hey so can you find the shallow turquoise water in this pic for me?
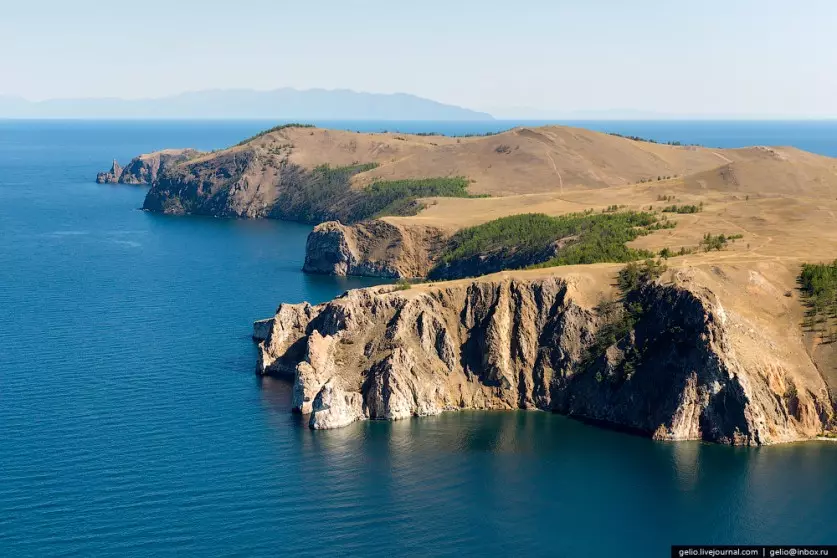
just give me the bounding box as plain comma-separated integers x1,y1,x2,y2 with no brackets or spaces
1,120,836,557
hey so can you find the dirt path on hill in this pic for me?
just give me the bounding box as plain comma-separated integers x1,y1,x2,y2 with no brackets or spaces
544,150,564,193
711,151,733,164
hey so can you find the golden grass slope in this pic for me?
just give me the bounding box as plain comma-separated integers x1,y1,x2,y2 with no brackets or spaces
269,125,733,195
173,124,837,233
166,122,837,271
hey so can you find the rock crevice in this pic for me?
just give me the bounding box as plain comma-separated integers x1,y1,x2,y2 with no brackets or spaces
303,220,449,278
255,274,834,445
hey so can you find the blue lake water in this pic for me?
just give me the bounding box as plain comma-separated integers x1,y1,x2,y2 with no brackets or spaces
1,120,836,557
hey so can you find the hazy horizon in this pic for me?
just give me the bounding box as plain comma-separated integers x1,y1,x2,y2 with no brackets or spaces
3,0,836,119
2,87,835,121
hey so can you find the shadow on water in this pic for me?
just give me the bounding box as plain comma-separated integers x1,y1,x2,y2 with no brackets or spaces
251,387,837,553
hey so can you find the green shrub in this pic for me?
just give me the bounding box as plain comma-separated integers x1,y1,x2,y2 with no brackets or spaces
662,204,702,214
582,259,667,370
394,278,412,291
617,259,667,293
699,233,742,252
606,133,695,146
455,131,499,138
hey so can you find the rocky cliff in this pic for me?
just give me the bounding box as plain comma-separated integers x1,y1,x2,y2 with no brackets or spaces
301,218,565,280
97,149,200,185
303,220,450,278
104,122,757,221
142,146,287,217
254,267,834,444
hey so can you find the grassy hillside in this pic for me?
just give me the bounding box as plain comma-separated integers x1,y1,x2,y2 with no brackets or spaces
271,163,481,224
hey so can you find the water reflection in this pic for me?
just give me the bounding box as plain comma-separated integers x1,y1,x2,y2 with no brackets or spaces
256,375,294,409
670,440,702,492
253,387,837,552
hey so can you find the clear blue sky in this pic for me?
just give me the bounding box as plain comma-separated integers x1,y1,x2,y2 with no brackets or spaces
2,0,835,117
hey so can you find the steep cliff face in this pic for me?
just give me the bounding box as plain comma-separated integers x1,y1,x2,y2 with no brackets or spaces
143,147,283,217
96,149,200,185
255,269,834,444
302,219,567,281
303,220,450,278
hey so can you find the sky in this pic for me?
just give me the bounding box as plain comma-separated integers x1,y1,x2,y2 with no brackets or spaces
2,0,835,118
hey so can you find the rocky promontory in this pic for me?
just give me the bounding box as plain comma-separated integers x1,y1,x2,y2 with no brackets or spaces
303,220,450,278
92,124,837,445
254,266,834,445
96,149,200,185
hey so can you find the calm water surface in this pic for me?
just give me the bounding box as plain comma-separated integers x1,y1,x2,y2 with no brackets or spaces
1,120,836,557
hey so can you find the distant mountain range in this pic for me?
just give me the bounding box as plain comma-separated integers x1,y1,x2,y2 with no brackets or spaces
484,106,834,120
0,88,493,121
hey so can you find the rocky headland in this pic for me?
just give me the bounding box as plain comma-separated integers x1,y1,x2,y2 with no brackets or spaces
96,149,200,185
302,220,449,278
99,124,837,443
253,265,834,444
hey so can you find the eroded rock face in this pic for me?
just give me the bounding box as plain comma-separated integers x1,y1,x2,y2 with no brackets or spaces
303,220,449,279
302,220,579,282
255,273,834,444
309,379,364,429
96,149,200,185
252,318,274,341
143,148,282,217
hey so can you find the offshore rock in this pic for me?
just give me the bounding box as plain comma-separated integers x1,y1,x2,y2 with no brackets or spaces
96,160,123,184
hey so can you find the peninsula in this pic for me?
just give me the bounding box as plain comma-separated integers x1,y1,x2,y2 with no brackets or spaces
100,124,837,444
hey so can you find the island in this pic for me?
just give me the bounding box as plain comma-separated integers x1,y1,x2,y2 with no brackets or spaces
100,124,837,445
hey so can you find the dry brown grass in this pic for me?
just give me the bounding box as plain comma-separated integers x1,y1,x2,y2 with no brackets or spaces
275,125,733,195
235,123,837,278
160,123,837,399
178,124,835,270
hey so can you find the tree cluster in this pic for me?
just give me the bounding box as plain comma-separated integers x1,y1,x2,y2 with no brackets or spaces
437,211,663,271
699,232,742,251
662,203,703,214
799,261,837,341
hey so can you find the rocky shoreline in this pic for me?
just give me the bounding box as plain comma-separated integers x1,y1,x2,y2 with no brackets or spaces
97,124,837,444
252,270,834,445
302,220,450,278
96,149,200,185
